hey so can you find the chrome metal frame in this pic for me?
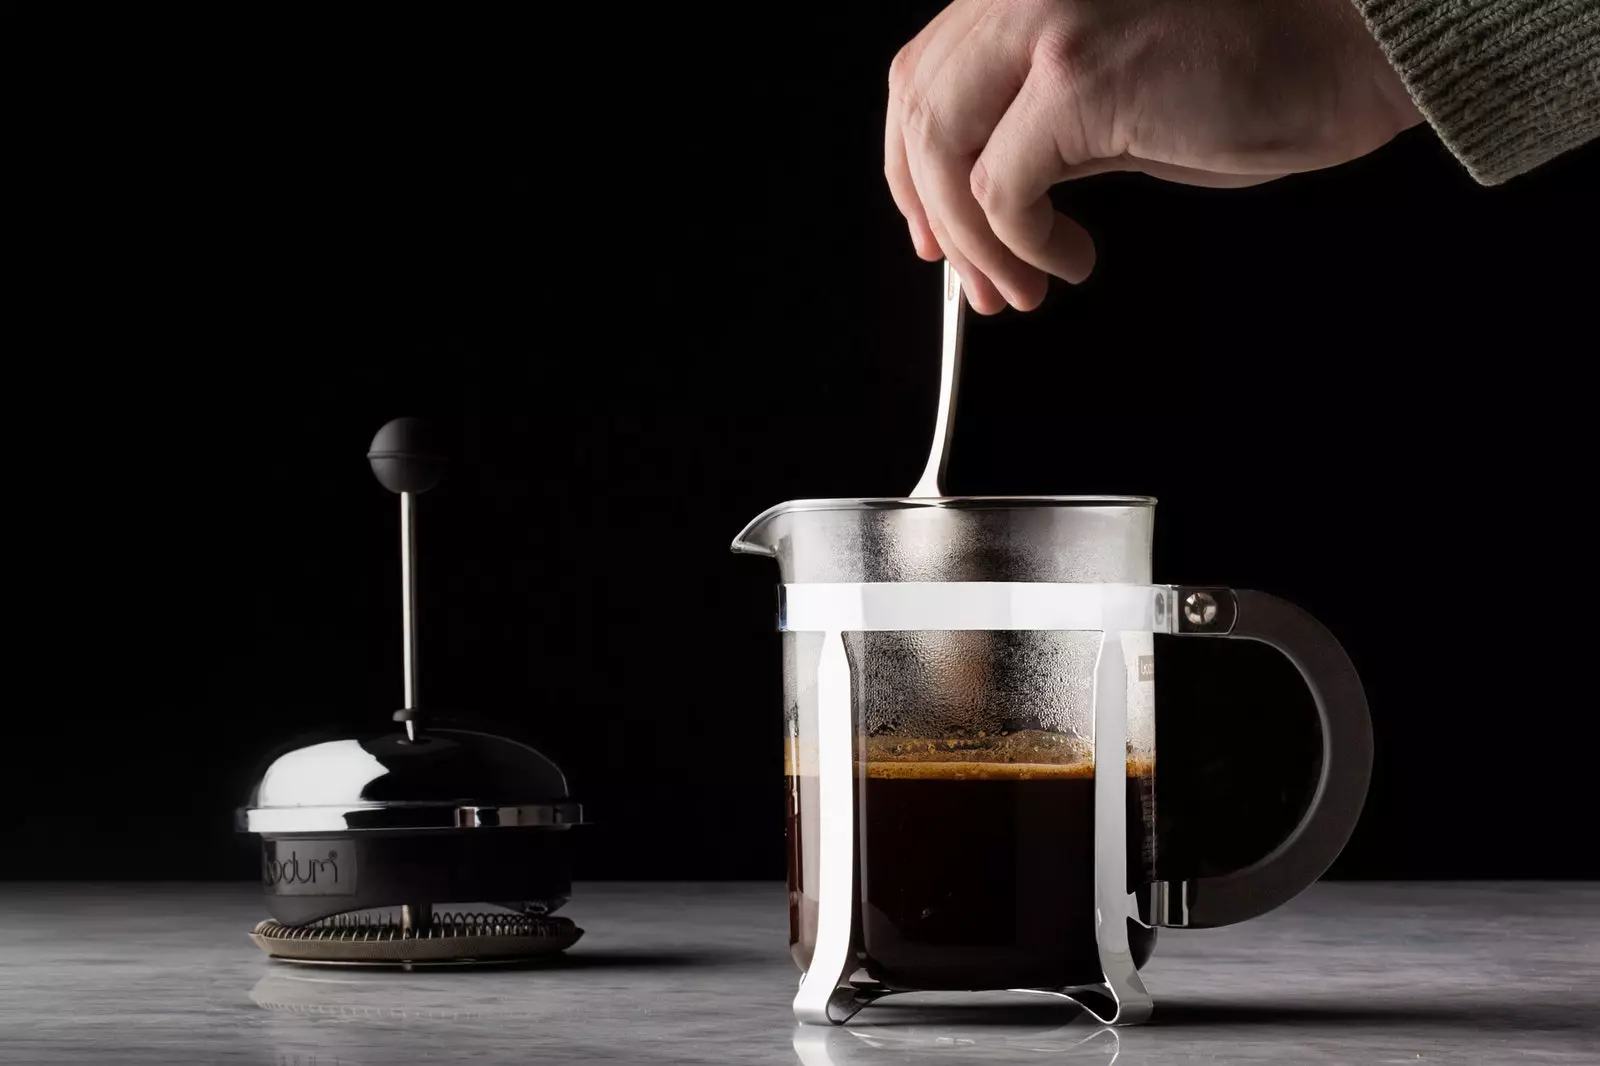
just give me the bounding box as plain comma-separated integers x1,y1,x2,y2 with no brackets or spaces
782,582,1186,1026
238,802,585,834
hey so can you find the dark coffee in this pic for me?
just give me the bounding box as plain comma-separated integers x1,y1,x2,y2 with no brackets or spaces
786,731,1155,990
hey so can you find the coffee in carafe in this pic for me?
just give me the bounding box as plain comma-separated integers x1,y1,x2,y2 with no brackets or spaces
796,735,1156,991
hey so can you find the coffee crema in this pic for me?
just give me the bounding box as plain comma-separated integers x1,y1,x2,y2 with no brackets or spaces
784,729,1152,778
785,729,1156,990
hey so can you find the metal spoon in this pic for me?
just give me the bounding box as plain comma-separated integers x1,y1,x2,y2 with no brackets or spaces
910,260,966,498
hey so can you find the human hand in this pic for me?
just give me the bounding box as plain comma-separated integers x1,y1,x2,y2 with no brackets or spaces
885,0,1424,312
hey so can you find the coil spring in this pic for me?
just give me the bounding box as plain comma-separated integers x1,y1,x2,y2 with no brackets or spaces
253,910,563,941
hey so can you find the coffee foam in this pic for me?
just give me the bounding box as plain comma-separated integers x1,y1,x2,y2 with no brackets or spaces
783,729,1154,780
863,760,1098,781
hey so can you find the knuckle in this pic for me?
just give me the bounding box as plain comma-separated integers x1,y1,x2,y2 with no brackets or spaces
887,44,915,93
969,157,1003,212
901,89,941,148
1031,23,1083,72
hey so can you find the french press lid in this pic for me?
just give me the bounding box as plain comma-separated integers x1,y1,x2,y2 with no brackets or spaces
238,728,583,835
235,419,584,963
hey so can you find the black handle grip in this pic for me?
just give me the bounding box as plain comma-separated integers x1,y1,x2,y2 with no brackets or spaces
1167,587,1373,929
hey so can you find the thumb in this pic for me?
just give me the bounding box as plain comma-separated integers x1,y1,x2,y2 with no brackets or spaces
970,59,1112,283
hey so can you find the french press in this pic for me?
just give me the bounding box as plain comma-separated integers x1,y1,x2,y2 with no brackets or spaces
733,496,1371,1024
238,418,585,966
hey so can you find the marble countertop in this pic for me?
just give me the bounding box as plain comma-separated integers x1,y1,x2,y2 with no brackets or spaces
1,882,1595,1064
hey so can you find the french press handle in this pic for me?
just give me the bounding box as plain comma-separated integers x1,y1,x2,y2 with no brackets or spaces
1154,587,1374,929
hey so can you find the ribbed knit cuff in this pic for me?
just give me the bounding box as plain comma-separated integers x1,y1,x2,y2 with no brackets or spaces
1354,0,1600,184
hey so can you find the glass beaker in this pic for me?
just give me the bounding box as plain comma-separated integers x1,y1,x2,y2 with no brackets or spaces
733,496,1371,1026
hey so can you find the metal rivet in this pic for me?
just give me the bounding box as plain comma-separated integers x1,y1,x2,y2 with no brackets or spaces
1183,591,1218,626
1154,595,1166,623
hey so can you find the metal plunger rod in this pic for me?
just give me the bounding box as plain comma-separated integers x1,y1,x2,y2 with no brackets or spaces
401,490,419,737
367,417,446,742
401,903,432,935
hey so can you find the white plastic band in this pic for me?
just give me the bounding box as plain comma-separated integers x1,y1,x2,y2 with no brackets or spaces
780,582,1173,634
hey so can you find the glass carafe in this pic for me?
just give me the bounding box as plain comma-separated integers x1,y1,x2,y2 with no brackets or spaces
733,497,1371,1026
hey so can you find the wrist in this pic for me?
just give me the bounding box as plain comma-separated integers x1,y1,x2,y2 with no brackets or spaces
1342,1,1425,133
1371,51,1425,133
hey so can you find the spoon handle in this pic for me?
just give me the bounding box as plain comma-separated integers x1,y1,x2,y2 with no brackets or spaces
911,260,966,499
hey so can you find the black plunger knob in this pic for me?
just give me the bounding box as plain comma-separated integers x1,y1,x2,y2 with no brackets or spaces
367,418,447,494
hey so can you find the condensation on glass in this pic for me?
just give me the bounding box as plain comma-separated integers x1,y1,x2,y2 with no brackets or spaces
736,496,1373,1028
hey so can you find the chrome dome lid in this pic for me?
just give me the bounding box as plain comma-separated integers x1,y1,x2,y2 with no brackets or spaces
239,421,583,838
239,728,583,835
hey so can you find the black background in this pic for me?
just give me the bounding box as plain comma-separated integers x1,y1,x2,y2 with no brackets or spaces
7,6,1596,882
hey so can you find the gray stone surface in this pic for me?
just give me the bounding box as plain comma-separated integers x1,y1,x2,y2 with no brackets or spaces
1,882,1595,1064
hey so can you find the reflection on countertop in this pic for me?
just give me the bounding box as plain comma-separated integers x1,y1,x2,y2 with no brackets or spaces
1,881,1596,1064
793,998,1122,1065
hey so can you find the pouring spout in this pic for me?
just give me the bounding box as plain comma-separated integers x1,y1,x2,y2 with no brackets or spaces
732,496,964,560
730,502,787,557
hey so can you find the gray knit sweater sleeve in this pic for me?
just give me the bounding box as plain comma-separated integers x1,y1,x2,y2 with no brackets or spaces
1353,1,1600,184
